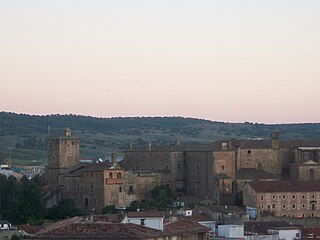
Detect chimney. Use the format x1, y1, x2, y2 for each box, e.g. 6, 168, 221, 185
271, 131, 280, 149
128, 143, 133, 150
111, 152, 117, 166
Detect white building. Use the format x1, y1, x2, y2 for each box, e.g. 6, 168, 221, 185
0, 221, 11, 230
123, 211, 164, 231
218, 225, 244, 238
268, 227, 301, 240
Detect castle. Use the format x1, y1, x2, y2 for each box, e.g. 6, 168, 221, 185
46, 129, 320, 215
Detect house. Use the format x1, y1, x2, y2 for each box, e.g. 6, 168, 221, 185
289, 160, 320, 181
268, 227, 302, 240
176, 207, 193, 217
243, 180, 320, 218
33, 214, 210, 240
218, 225, 244, 238
0, 221, 11, 230
192, 213, 216, 238
123, 211, 165, 231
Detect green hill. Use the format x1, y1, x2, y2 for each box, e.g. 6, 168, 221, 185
0, 112, 319, 165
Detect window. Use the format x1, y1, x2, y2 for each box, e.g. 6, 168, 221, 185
109, 172, 113, 178
222, 165, 225, 171
247, 150, 251, 154
292, 204, 296, 209
119, 186, 122, 192
292, 194, 295, 199
117, 172, 121, 179
128, 185, 134, 194
272, 195, 276, 199
302, 195, 305, 199
312, 195, 315, 199
272, 204, 276, 209
140, 219, 145, 226
260, 196, 264, 200
302, 204, 305, 208
283, 195, 286, 200
282, 204, 286, 209
85, 198, 88, 206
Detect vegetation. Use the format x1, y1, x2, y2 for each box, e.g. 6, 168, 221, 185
128, 185, 175, 211
1, 111, 320, 165
0, 175, 44, 224
46, 198, 86, 220
101, 205, 117, 214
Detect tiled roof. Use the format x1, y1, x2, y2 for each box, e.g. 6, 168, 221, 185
248, 180, 320, 193
93, 214, 125, 223
164, 217, 209, 236
36, 222, 161, 239
236, 168, 280, 180
191, 213, 214, 222
127, 211, 164, 218
18, 224, 45, 234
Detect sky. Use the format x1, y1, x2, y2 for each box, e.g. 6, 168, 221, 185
1, 1, 319, 124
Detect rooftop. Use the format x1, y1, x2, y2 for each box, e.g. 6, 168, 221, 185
247, 180, 320, 193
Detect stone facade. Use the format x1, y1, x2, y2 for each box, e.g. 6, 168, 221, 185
47, 129, 320, 214
47, 128, 80, 191
243, 181, 320, 218
289, 160, 320, 181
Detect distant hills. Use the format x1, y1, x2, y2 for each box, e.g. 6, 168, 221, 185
0, 111, 319, 165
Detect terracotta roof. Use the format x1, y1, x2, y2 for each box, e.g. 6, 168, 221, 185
127, 211, 164, 218
236, 168, 280, 180
18, 224, 45, 234
192, 213, 214, 222
93, 214, 125, 223
36, 222, 161, 239
248, 180, 320, 193
164, 218, 209, 236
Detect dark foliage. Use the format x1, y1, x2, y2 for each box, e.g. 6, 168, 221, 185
46, 198, 85, 220
0, 175, 44, 224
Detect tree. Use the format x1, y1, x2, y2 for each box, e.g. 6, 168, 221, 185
0, 149, 5, 163
17, 182, 44, 223
46, 198, 85, 220
101, 205, 117, 214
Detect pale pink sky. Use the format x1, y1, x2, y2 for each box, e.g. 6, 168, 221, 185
1, 1, 320, 123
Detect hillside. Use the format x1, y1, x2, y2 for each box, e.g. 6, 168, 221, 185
0, 112, 319, 165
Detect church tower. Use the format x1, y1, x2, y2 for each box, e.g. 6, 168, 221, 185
47, 128, 80, 191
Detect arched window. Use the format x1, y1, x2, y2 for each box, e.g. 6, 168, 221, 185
117, 172, 121, 179
109, 172, 113, 178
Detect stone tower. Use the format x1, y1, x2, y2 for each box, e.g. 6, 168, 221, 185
47, 128, 80, 191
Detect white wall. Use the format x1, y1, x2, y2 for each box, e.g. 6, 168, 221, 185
218, 225, 244, 238
124, 216, 164, 231
268, 229, 301, 240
